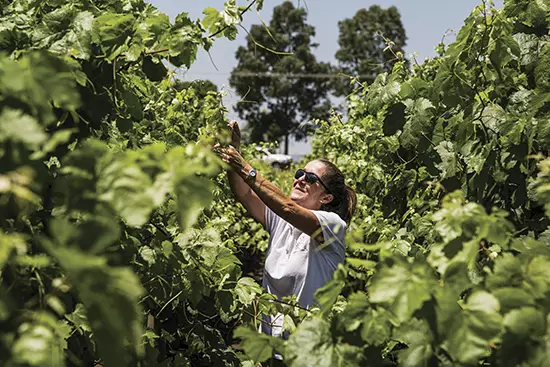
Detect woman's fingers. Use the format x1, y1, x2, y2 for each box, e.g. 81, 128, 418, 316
228, 120, 241, 147
216, 146, 241, 167
218, 150, 233, 163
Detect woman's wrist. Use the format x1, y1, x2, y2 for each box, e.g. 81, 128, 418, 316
239, 162, 254, 179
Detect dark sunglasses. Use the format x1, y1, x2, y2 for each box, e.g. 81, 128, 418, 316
295, 169, 337, 199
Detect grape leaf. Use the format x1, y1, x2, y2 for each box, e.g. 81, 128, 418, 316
286, 318, 364, 367
393, 318, 434, 367
369, 258, 437, 322
442, 291, 503, 365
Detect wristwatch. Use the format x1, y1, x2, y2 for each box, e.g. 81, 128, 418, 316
245, 167, 257, 182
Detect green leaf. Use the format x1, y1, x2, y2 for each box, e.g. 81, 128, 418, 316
314, 264, 346, 316
139, 246, 156, 265
393, 318, 434, 367
234, 327, 284, 364
234, 277, 262, 305
432, 192, 486, 243
369, 258, 437, 322
522, 313, 550, 366
30, 128, 75, 160
283, 314, 297, 333
167, 145, 221, 230
43, 245, 144, 367
169, 13, 204, 68
336, 292, 369, 333
486, 253, 523, 288
505, 0, 550, 30
492, 287, 535, 313
15, 254, 52, 268
0, 230, 27, 269
399, 78, 431, 100
365, 73, 402, 114
57, 139, 109, 211
383, 102, 406, 136
65, 303, 92, 334
503, 307, 545, 338
142, 56, 167, 82
92, 13, 135, 59
400, 98, 436, 149
27, 51, 81, 112
442, 291, 503, 365
360, 307, 391, 346
435, 141, 457, 179
286, 318, 364, 367
434, 261, 472, 337
47, 215, 120, 255
12, 312, 71, 367
97, 158, 155, 227
202, 7, 220, 31
49, 11, 94, 60
121, 85, 143, 121
0, 108, 46, 148
523, 256, 550, 299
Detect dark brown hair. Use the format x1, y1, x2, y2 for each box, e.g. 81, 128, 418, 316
316, 159, 357, 223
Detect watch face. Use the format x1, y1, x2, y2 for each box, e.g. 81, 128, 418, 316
249, 169, 257, 177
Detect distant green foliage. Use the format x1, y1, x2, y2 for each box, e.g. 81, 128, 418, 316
333, 5, 408, 96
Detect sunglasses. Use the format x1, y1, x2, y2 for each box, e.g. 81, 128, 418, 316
295, 169, 337, 199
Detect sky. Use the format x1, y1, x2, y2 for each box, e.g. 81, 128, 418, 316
148, 0, 504, 155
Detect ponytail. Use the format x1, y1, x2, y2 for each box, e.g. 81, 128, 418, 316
317, 159, 357, 224
344, 184, 357, 224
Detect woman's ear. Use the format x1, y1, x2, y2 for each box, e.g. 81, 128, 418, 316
322, 194, 334, 204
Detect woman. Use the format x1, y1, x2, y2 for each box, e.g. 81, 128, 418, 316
217, 121, 356, 337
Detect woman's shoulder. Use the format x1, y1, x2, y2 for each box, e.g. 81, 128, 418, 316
311, 210, 346, 229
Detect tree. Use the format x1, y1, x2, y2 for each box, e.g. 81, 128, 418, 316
229, 1, 331, 154
333, 5, 407, 96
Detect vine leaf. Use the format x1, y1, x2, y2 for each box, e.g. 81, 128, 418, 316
286, 318, 363, 367
369, 257, 437, 322
233, 327, 285, 364
43, 244, 145, 367
11, 312, 71, 367
442, 291, 503, 365
314, 264, 346, 317
393, 318, 434, 367
435, 141, 457, 179
503, 306, 545, 338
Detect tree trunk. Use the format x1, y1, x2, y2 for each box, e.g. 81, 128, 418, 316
284, 134, 289, 155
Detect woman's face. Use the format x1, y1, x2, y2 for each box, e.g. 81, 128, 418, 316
290, 160, 333, 210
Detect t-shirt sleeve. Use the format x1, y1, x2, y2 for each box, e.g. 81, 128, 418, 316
311, 210, 347, 260
264, 206, 280, 235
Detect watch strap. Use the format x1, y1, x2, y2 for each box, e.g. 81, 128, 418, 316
245, 168, 257, 181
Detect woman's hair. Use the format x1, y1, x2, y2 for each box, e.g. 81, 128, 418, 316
316, 159, 357, 223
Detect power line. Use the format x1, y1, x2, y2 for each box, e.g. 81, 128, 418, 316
231, 71, 370, 79
179, 71, 374, 80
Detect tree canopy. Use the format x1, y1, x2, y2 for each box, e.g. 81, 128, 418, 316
229, 1, 331, 154
333, 5, 407, 96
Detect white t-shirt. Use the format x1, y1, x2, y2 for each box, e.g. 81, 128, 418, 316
260, 206, 346, 337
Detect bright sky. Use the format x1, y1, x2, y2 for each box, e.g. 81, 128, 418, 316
148, 0, 504, 155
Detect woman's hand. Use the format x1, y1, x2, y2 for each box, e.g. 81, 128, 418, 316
228, 120, 241, 151
218, 145, 252, 176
